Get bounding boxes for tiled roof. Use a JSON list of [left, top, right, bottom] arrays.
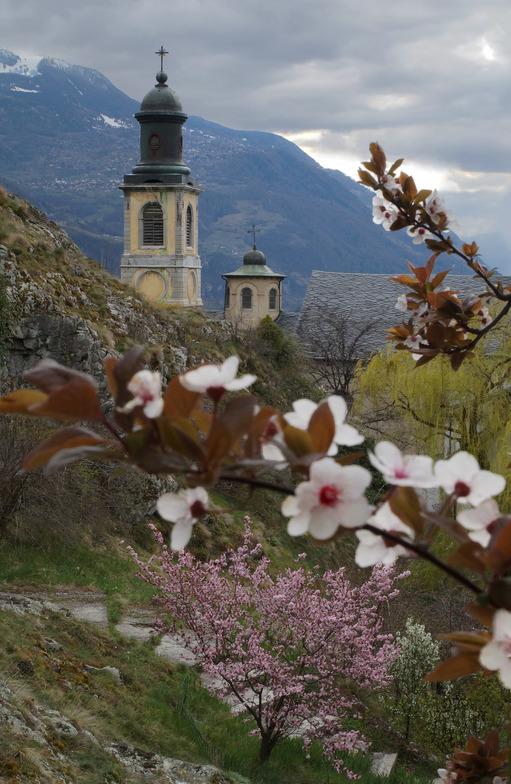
[[294, 270, 511, 359], [222, 264, 286, 278], [276, 311, 300, 332]]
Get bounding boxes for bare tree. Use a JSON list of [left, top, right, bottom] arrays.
[[299, 306, 380, 405]]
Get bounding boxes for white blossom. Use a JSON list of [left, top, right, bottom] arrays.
[[157, 487, 210, 550], [434, 452, 505, 506], [179, 356, 257, 399], [477, 307, 492, 327], [284, 396, 364, 454], [457, 499, 501, 546], [372, 195, 399, 230], [433, 768, 457, 784], [355, 502, 413, 566], [395, 294, 408, 312], [282, 457, 372, 540], [426, 190, 449, 226], [119, 370, 164, 418], [380, 173, 402, 195], [404, 333, 423, 349], [406, 225, 434, 244], [368, 441, 439, 488], [479, 609, 511, 689]]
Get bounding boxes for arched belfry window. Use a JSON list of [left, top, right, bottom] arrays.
[[186, 204, 194, 249], [269, 288, 278, 310], [241, 287, 253, 310], [141, 202, 164, 247]]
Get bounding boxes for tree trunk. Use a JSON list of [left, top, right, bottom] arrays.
[[257, 732, 278, 764]]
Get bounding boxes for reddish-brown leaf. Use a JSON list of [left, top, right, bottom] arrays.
[[360, 161, 380, 176], [369, 142, 386, 174], [488, 578, 511, 611], [25, 358, 98, 395], [450, 351, 467, 372], [438, 630, 490, 652], [104, 356, 119, 399], [387, 158, 404, 176], [244, 407, 279, 459], [424, 652, 482, 682], [357, 169, 377, 188], [206, 396, 257, 465], [490, 519, 511, 565], [389, 215, 409, 232], [430, 269, 450, 290], [448, 541, 487, 575], [388, 486, 423, 534], [29, 378, 104, 422], [282, 424, 314, 458], [413, 352, 438, 368], [466, 602, 495, 629], [401, 175, 417, 198], [163, 377, 201, 418], [23, 428, 109, 470], [0, 389, 48, 414], [157, 417, 206, 463], [112, 347, 146, 410], [414, 188, 432, 204], [307, 401, 335, 454]]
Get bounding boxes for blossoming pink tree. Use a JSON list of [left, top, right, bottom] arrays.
[[129, 517, 401, 772]]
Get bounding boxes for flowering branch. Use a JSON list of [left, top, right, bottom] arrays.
[[360, 143, 511, 370]]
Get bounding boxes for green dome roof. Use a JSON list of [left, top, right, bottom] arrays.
[[140, 72, 183, 113], [243, 246, 266, 265]]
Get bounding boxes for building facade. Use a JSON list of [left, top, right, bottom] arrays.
[[222, 245, 285, 327], [119, 64, 202, 306]]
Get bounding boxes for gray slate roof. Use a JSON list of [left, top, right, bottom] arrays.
[[295, 270, 511, 359]]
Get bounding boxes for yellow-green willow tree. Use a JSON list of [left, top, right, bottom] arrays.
[[353, 329, 511, 508]]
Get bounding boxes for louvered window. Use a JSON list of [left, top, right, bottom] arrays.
[[186, 204, 194, 248], [142, 203, 164, 246], [241, 287, 253, 309]]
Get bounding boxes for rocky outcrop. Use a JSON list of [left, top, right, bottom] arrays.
[[0, 193, 203, 393]]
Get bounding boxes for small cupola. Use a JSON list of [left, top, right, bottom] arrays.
[[222, 238, 286, 327]]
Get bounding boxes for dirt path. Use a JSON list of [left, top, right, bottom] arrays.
[[0, 588, 192, 665]]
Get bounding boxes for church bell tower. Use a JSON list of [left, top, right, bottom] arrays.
[[119, 48, 202, 306]]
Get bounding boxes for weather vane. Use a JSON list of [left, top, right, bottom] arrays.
[[155, 46, 169, 72], [247, 224, 261, 246]]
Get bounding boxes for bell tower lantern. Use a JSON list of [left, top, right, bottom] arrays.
[[119, 48, 203, 306]]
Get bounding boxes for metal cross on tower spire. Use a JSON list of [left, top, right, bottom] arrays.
[[247, 224, 261, 248], [155, 46, 169, 71]]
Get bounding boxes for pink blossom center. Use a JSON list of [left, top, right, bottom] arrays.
[[319, 485, 340, 507], [139, 389, 155, 404], [206, 385, 226, 403], [394, 465, 409, 479], [190, 500, 207, 518], [263, 421, 278, 440], [487, 519, 499, 535], [454, 481, 471, 498]]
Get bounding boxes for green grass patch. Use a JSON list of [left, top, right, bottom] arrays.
[[0, 536, 154, 604]]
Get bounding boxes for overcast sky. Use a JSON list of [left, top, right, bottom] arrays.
[[3, 0, 511, 270]]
